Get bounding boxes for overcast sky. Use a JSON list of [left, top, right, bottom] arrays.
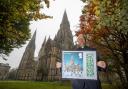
[[0, 0, 84, 69]]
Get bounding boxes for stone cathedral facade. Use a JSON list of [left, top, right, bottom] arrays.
[[16, 11, 74, 81]]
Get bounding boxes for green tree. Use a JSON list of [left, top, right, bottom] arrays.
[[0, 0, 52, 57], [79, 0, 128, 89]]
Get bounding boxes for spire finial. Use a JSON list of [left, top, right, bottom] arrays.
[[61, 10, 69, 24]]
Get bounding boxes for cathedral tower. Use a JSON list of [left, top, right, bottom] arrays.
[[55, 10, 74, 50], [16, 31, 36, 80], [36, 11, 74, 81]]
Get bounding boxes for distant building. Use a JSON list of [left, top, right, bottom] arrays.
[[16, 11, 74, 81], [0, 63, 10, 80], [35, 11, 74, 81]]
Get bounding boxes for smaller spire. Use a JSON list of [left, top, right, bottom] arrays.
[[45, 36, 51, 44], [27, 30, 36, 49], [31, 30, 36, 41], [41, 36, 46, 47], [38, 36, 47, 57]]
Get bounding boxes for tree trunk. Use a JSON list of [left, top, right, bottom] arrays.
[[122, 51, 128, 82], [117, 66, 128, 89], [121, 51, 128, 89], [122, 66, 128, 89], [112, 50, 128, 89]]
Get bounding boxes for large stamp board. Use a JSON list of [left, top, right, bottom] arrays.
[[62, 51, 97, 80]]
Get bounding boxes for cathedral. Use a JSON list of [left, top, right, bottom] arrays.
[[16, 11, 74, 81]]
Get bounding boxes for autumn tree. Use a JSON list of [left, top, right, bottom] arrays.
[[95, 0, 128, 89], [0, 0, 52, 58], [77, 0, 128, 88]]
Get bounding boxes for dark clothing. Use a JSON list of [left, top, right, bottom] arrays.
[[71, 79, 102, 89], [71, 46, 102, 89]]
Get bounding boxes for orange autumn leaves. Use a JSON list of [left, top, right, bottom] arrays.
[[75, 0, 98, 36], [75, 0, 111, 56], [76, 0, 110, 41]]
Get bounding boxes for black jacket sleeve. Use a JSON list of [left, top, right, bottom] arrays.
[[97, 52, 108, 72]]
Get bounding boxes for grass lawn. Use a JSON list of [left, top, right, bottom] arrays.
[[0, 81, 114, 89]]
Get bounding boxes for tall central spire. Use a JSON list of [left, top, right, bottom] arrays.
[[61, 10, 69, 24], [55, 10, 73, 50], [60, 10, 70, 27]]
